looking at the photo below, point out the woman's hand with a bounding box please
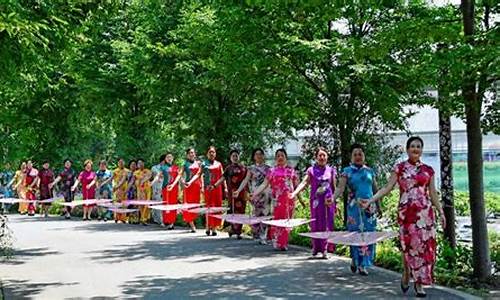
[232,190,240,198]
[288,192,296,200]
[439,209,446,229]
[358,199,370,209]
[325,197,334,207]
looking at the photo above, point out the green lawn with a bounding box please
[454,161,500,194]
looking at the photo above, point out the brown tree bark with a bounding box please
[438,109,456,248]
[461,0,491,281]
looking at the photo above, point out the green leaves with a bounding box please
[0,0,497,169]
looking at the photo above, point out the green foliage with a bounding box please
[374,239,402,272]
[490,231,500,276]
[0,215,14,257]
[454,192,500,216]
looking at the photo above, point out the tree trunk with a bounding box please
[438,109,456,248]
[461,0,491,281]
[339,127,351,229]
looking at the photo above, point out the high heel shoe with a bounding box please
[414,283,427,298]
[400,277,410,294]
[358,267,368,276]
[350,260,357,273]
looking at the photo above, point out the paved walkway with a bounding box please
[1,215,478,299]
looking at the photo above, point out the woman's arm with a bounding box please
[332,176,347,202]
[8,174,18,188]
[291,174,306,208]
[101,175,113,187]
[151,172,161,185]
[252,178,269,197]
[325,175,337,206]
[186,165,201,187]
[429,175,446,229]
[289,174,310,199]
[233,171,251,198]
[87,177,97,189]
[30,176,39,189]
[370,172,397,203]
[13,173,24,190]
[140,170,152,185]
[211,174,226,189]
[49,176,62,189]
[372,179,382,217]
[71,179,80,192]
[168,171,182,191]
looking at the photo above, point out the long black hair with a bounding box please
[350,143,365,153]
[275,148,288,158]
[251,148,265,163]
[406,136,424,149]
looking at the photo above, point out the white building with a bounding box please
[275,106,500,167]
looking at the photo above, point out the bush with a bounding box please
[490,231,500,276]
[0,215,14,257]
[454,192,500,216]
[379,191,500,218]
[374,238,402,272]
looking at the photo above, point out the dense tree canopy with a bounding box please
[1,0,497,167]
[1,0,498,281]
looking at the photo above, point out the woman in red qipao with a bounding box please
[24,160,39,216]
[72,160,97,221]
[38,160,55,218]
[161,152,181,230]
[201,146,225,236]
[213,150,247,239]
[371,136,446,298]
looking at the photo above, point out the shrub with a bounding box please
[0,215,14,257]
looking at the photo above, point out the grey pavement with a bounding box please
[0,215,479,299]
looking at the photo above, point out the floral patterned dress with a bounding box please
[0,169,14,211]
[134,168,152,223]
[266,165,298,250]
[126,170,137,201]
[14,170,28,213]
[96,169,113,219]
[0,169,14,198]
[342,164,377,268]
[248,164,272,239]
[223,163,247,235]
[24,168,38,214]
[394,160,437,285]
[113,167,129,222]
[151,163,164,224]
[308,164,336,255]
[96,169,113,200]
[126,170,138,223]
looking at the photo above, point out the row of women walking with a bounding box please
[0,136,445,297]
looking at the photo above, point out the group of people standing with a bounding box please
[0,136,445,297]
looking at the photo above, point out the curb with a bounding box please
[286,242,481,300]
